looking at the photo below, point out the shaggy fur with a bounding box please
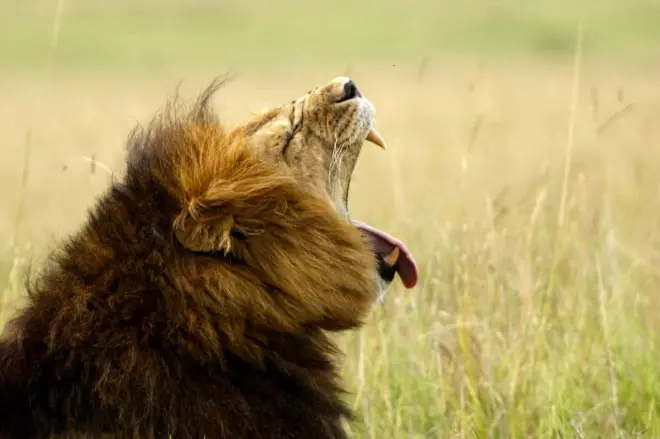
[0,81,380,438]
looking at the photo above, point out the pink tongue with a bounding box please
[351,220,419,289]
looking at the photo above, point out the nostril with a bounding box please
[342,80,361,101]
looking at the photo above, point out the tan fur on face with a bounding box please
[242,76,377,219]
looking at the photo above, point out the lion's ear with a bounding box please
[170,144,293,254]
[173,207,237,254]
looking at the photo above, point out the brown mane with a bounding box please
[0,81,378,438]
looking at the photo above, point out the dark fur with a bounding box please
[0,82,379,438]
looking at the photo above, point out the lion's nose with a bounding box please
[343,80,361,100]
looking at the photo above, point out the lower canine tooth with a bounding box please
[384,247,400,266]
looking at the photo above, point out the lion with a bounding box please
[0,76,418,438]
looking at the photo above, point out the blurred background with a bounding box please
[2,1,660,437]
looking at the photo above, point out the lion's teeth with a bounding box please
[383,247,400,267]
[366,128,387,150]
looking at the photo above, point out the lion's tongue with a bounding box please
[352,220,418,289]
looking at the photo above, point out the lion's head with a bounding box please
[241,76,418,294]
[124,76,418,334]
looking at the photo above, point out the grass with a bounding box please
[4,61,660,438]
[3,1,660,437]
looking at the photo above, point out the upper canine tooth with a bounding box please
[366,128,387,150]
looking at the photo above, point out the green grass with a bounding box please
[339,181,660,437]
[1,0,660,71]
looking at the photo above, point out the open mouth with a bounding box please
[344,80,419,290]
[354,220,419,289]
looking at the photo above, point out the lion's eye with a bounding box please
[281,107,301,156]
[281,127,296,157]
[231,229,246,240]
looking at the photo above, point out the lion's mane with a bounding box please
[0,82,378,438]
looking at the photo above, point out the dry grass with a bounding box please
[3,59,660,437]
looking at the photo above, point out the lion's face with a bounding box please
[242,77,382,220]
[240,77,417,294]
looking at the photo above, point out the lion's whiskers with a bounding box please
[328,136,349,199]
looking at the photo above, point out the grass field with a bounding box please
[2,1,660,437]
